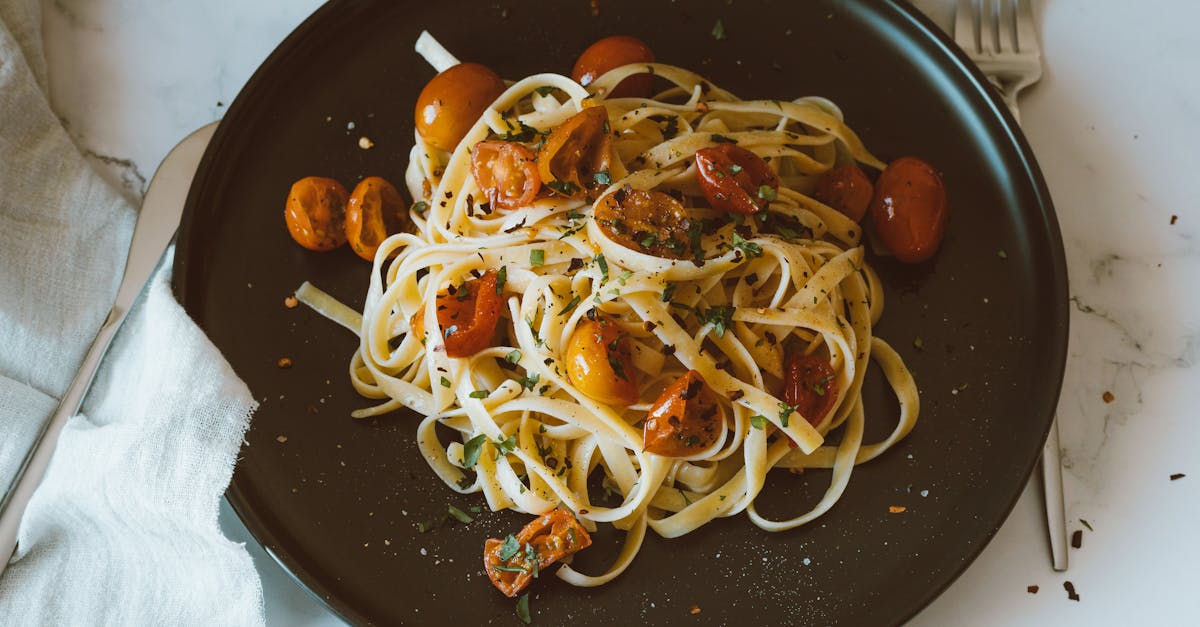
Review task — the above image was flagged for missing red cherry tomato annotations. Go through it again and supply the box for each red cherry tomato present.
[869,157,948,263]
[470,141,541,211]
[571,35,656,99]
[814,165,874,223]
[411,270,503,358]
[484,509,592,597]
[783,352,838,428]
[643,370,726,457]
[694,144,779,215]
[415,63,507,152]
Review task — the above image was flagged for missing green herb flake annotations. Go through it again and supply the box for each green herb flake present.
[1081,519,1094,532]
[469,390,489,399]
[639,233,658,248]
[778,402,796,427]
[559,295,582,317]
[440,376,452,388]
[525,542,540,578]
[516,593,532,624]
[495,434,518,456]
[913,336,925,351]
[711,133,737,144]
[462,434,488,468]
[546,179,581,196]
[750,415,768,430]
[997,249,1008,259]
[498,534,521,560]
[447,504,474,523]
[617,270,633,285]
[596,253,609,283]
[699,306,735,338]
[518,373,541,391]
[534,86,557,97]
[731,233,763,259]
[757,185,778,201]
[662,115,680,140]
[593,170,612,186]
[494,564,528,573]
[661,283,677,302]
[412,201,429,215]
[711,18,727,41]
[505,349,523,364]
[496,265,508,294]
[530,249,545,267]
[729,164,744,174]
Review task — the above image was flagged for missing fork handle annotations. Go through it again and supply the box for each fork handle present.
[1041,417,1069,571]
[984,76,1024,124]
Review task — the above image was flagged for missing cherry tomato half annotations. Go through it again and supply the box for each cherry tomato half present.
[869,157,948,263]
[415,62,507,152]
[537,106,612,194]
[643,370,726,457]
[814,164,874,223]
[571,35,656,99]
[470,141,541,211]
[595,188,694,259]
[484,509,593,597]
[284,176,348,251]
[565,317,639,406]
[346,177,408,261]
[411,270,503,358]
[783,352,838,428]
[694,143,779,215]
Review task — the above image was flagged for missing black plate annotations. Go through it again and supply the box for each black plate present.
[174,1,1067,624]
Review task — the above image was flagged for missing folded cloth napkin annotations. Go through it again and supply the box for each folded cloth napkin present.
[0,0,264,623]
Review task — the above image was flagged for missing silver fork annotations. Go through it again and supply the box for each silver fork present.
[953,0,1067,572]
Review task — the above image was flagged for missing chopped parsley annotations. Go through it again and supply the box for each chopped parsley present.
[711,133,737,144]
[729,164,744,174]
[639,233,658,248]
[516,593,532,624]
[439,376,452,388]
[731,233,763,259]
[662,115,680,140]
[469,390,489,399]
[699,305,735,338]
[530,249,545,267]
[498,120,543,142]
[412,201,429,215]
[518,373,541,390]
[533,86,557,97]
[711,19,727,41]
[495,434,518,456]
[617,270,633,285]
[596,253,609,283]
[493,564,528,573]
[546,179,581,195]
[778,402,796,427]
[462,434,488,468]
[558,295,582,316]
[447,504,474,523]
[812,374,834,396]
[593,170,611,186]
[749,415,768,430]
[525,543,540,578]
[496,265,507,294]
[607,352,628,380]
[498,534,521,560]
[505,349,522,364]
[757,185,778,201]
[661,283,677,302]
[443,325,458,338]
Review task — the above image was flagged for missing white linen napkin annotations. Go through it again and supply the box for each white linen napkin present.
[0,0,265,623]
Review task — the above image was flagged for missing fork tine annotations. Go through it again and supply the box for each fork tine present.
[1015,0,1040,55]
[997,0,1015,54]
[979,0,997,56]
[954,0,979,54]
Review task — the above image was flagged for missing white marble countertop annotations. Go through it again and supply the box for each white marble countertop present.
[39,0,1200,623]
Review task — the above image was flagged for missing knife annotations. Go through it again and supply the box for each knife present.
[0,122,219,573]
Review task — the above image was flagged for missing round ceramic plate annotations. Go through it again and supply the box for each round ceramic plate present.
[174,0,1068,624]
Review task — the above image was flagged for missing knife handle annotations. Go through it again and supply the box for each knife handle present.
[0,305,128,573]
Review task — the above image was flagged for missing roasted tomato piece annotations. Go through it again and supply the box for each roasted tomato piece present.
[484,509,593,597]
[594,188,694,259]
[537,106,612,194]
[694,143,780,215]
[783,352,838,428]
[813,164,874,223]
[346,177,408,261]
[869,157,948,263]
[643,370,726,457]
[411,270,503,358]
[471,141,541,211]
[571,35,656,99]
[415,62,507,152]
[284,176,349,251]
[565,317,639,405]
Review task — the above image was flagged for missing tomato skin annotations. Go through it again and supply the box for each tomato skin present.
[484,509,593,597]
[594,188,693,259]
[411,270,503,358]
[869,157,948,263]
[470,141,541,211]
[694,144,779,215]
[814,165,874,223]
[345,177,407,261]
[284,177,349,251]
[565,317,639,406]
[643,370,726,457]
[783,352,838,429]
[571,35,656,99]
[415,62,507,152]
[537,106,612,194]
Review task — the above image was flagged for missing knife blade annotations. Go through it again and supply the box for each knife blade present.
[0,122,219,572]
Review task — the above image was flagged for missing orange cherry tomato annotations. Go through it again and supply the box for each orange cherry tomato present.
[571,35,656,99]
[411,270,503,358]
[345,177,408,261]
[484,509,592,597]
[869,157,948,263]
[284,176,348,251]
[565,317,639,405]
[594,188,694,259]
[415,62,507,152]
[470,141,541,211]
[643,370,726,457]
[814,164,874,223]
[694,143,779,215]
[537,106,612,194]
[783,352,838,428]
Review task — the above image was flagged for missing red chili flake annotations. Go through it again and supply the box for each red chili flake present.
[1063,581,1080,601]
[1170,215,1178,225]
[1102,390,1115,403]
[1027,585,1039,594]
[1071,530,1082,549]
[277,357,293,369]
[888,505,906,514]
[1170,473,1186,481]
[688,605,701,615]
[307,405,319,414]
